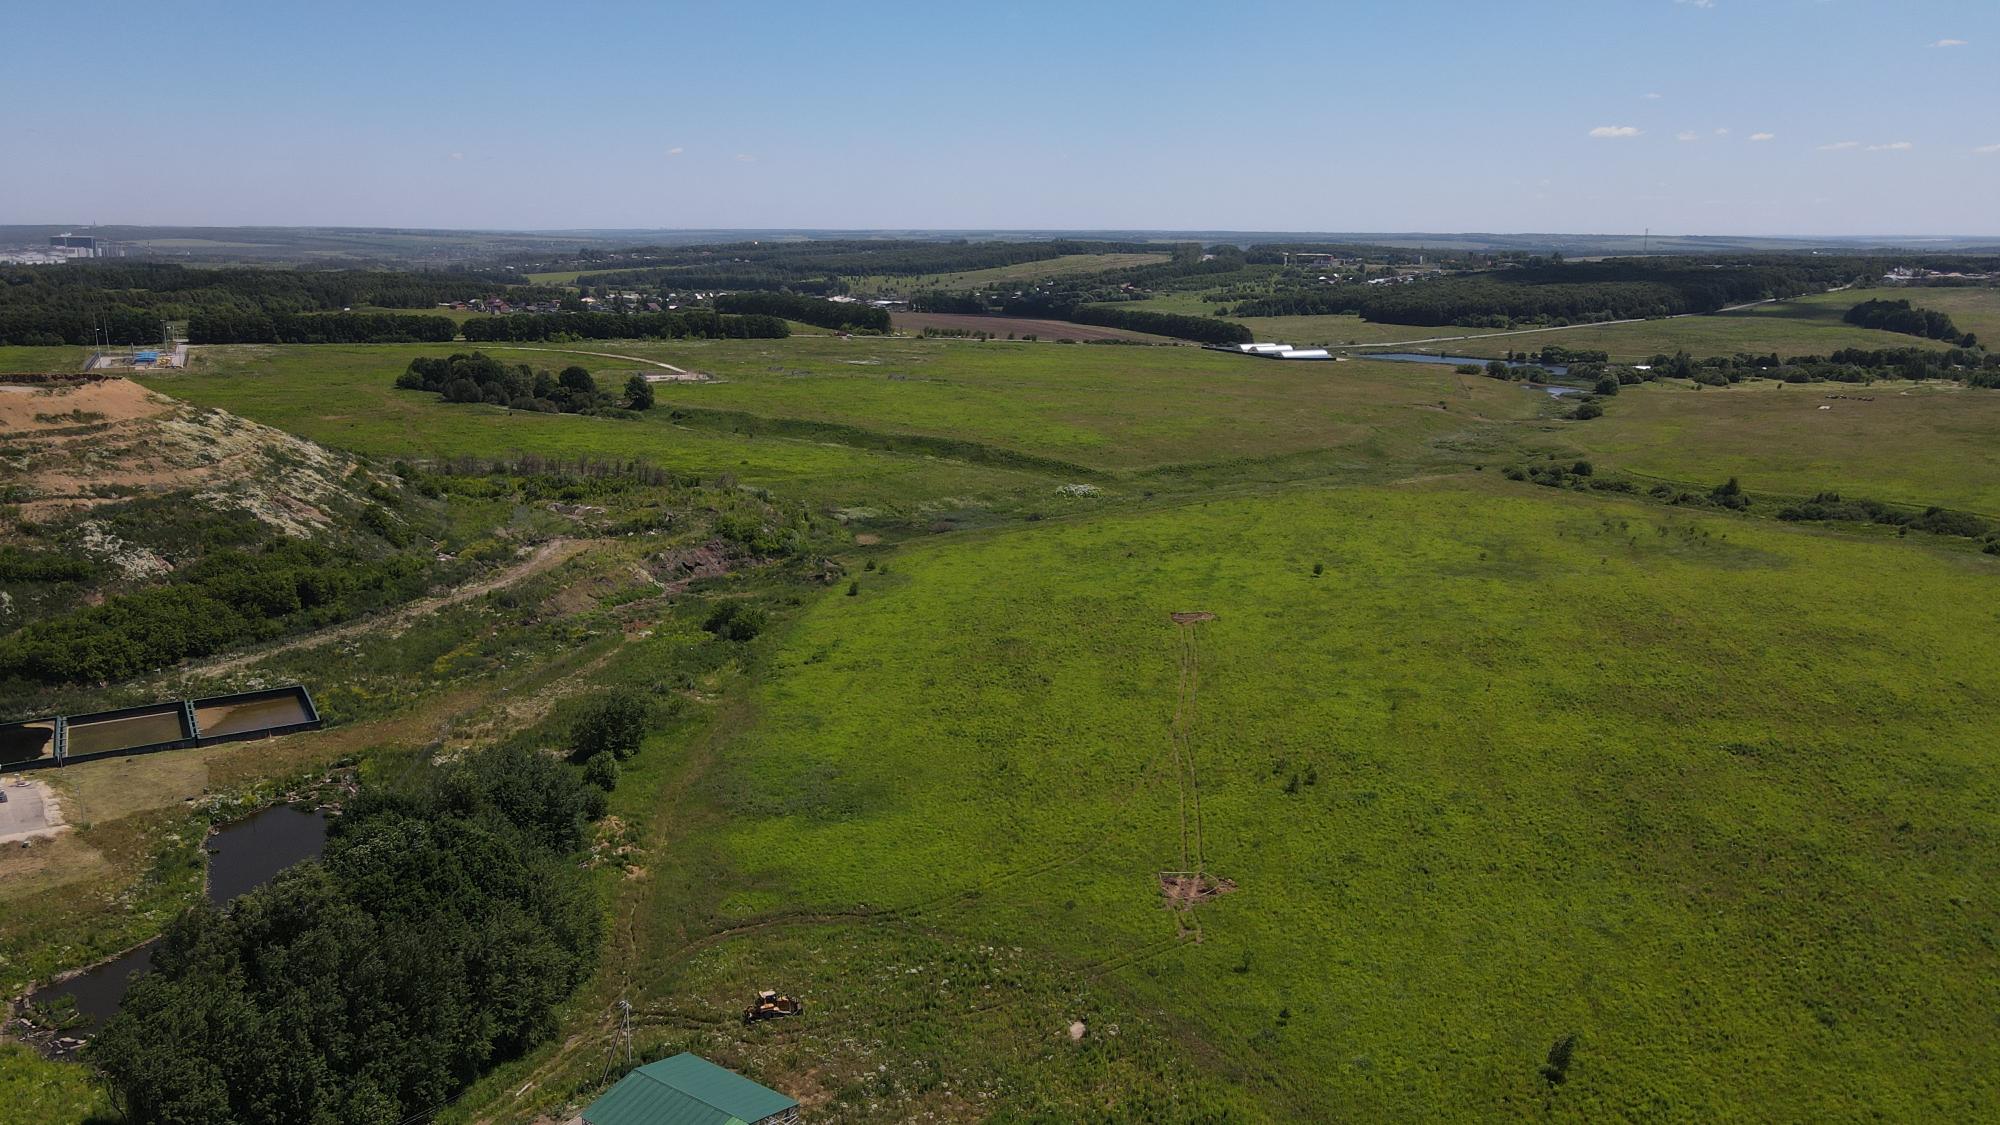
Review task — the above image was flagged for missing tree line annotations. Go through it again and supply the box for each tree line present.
[460,310,787,342]
[188,311,459,344]
[1229,257,1959,327]
[714,291,891,332]
[1843,298,1976,347]
[0,262,545,346]
[90,743,605,1123]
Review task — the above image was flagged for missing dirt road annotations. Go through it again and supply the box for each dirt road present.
[483,346,709,381]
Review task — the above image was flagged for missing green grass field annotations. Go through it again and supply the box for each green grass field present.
[450,479,2000,1121]
[135,344,1058,520]
[135,340,1547,499]
[1570,378,2000,513]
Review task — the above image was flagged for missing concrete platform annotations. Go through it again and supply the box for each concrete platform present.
[0,778,65,843]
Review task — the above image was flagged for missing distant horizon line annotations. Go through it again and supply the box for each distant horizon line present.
[2,223,1998,242]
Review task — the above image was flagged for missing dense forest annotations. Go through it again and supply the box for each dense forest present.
[459,310,786,342]
[90,745,604,1124]
[713,291,891,332]
[1843,298,1976,346]
[1229,258,1958,327]
[398,352,654,414]
[0,262,537,346]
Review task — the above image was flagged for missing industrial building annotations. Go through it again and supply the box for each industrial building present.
[581,1054,800,1125]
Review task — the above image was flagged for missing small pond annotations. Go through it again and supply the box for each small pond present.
[1359,351,1572,377]
[30,805,329,1035]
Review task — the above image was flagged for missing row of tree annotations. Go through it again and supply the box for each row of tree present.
[90,744,605,1124]
[1229,258,1909,326]
[187,311,459,344]
[460,310,786,342]
[713,291,891,332]
[1843,298,1977,347]
[0,262,543,345]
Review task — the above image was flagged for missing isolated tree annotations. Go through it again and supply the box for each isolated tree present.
[569,690,649,760]
[625,373,654,410]
[558,366,596,394]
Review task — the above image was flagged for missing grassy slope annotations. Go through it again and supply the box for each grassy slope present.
[134,340,1543,487]
[134,344,1053,517]
[475,480,1999,1121]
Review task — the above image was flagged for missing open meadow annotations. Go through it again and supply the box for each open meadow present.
[1569,378,2000,514]
[451,479,2000,1122]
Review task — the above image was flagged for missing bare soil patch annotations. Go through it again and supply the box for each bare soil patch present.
[891,312,1168,343]
[1159,871,1236,905]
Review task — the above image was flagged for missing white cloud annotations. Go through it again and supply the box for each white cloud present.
[1865,141,1914,151]
[448,152,464,161]
[1589,125,1642,138]
[1817,140,1860,150]
[1748,132,1775,142]
[734,153,757,162]
[1676,131,1700,142]
[1929,38,1968,47]
[1676,0,1714,8]
[1975,143,2000,155]
[1714,127,1730,136]
[1644,92,1664,100]
[666,146,683,156]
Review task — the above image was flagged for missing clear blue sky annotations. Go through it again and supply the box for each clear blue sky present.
[4,0,1995,235]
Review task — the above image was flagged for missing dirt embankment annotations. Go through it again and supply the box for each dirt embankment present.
[0,377,384,535]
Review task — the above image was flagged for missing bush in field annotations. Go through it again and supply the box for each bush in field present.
[625,373,655,410]
[569,690,650,761]
[1540,1034,1578,1086]
[702,601,767,642]
[583,752,621,791]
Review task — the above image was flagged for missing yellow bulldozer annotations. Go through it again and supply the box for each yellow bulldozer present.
[742,989,804,1025]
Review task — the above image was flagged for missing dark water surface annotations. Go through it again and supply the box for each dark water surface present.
[31,806,328,1033]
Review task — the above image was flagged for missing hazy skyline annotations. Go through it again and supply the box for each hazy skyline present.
[5,0,1996,235]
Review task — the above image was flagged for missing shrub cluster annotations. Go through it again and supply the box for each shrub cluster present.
[1844,298,1976,347]
[397,352,652,414]
[1778,491,1994,543]
[0,537,426,683]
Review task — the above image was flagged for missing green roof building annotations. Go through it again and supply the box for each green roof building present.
[582,1053,800,1125]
